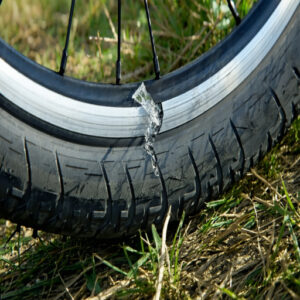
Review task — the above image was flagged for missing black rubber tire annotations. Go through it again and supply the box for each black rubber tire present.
[0,2,299,239]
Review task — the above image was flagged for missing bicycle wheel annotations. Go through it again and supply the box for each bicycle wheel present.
[0,0,299,238]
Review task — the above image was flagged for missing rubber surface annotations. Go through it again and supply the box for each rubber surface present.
[0,2,299,238]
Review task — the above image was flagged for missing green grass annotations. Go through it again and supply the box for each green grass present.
[0,0,299,299]
[0,0,256,83]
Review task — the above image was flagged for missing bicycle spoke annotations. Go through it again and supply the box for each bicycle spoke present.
[227,0,241,25]
[116,0,122,85]
[59,0,76,76]
[144,0,160,80]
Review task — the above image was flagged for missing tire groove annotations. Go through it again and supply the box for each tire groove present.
[270,88,287,120]
[98,162,113,232]
[0,135,12,144]
[267,131,273,151]
[124,165,136,231]
[13,138,36,224]
[23,139,35,221]
[293,67,300,81]
[186,147,201,211]
[208,135,223,194]
[230,119,245,177]
[270,88,287,138]
[55,152,64,197]
[23,138,32,195]
[292,102,297,120]
[156,163,168,224]
[0,154,5,171]
[51,151,65,227]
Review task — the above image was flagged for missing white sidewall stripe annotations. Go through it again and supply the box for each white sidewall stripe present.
[0,0,299,138]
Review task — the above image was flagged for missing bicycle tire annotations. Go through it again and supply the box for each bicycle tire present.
[0,0,299,238]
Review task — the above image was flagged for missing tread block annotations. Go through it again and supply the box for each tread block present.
[183,148,201,213]
[126,155,166,229]
[155,145,201,218]
[190,132,222,201]
[58,154,107,200]
[100,161,128,233]
[22,142,61,225]
[0,132,28,193]
[232,90,285,171]
[26,142,61,195]
[11,187,25,198]
[209,122,245,192]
